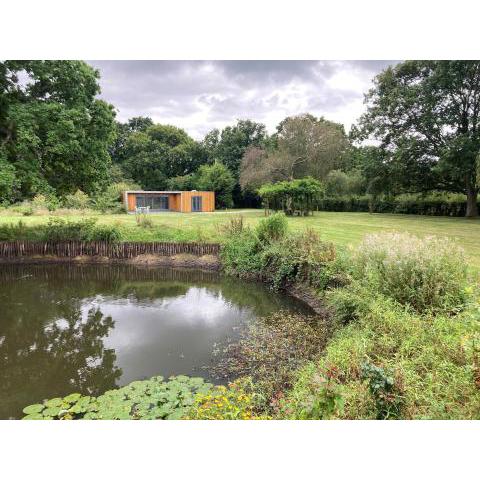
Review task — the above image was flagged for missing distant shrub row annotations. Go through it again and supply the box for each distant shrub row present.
[316,196,476,216]
[1,181,140,216]
[0,218,122,243]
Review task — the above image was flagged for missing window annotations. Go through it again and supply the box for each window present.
[136,194,169,210]
[136,195,146,208]
[153,195,169,210]
[191,196,202,212]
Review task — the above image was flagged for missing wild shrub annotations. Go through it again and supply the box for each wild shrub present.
[220,215,245,236]
[361,362,403,419]
[0,221,31,241]
[279,365,345,419]
[63,190,90,210]
[220,229,263,277]
[255,212,288,243]
[32,193,59,212]
[261,229,336,289]
[135,212,154,229]
[186,378,270,420]
[90,224,122,242]
[326,283,372,326]
[351,232,468,314]
[41,218,121,243]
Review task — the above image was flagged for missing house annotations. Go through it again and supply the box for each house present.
[123,190,215,213]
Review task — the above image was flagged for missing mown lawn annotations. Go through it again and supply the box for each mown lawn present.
[1,209,479,273]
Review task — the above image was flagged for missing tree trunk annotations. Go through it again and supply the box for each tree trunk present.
[466,181,479,218]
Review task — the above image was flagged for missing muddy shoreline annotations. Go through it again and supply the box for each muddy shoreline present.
[0,253,221,271]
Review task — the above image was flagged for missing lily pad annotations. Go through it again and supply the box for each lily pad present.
[45,397,63,408]
[64,393,82,404]
[22,403,45,415]
[43,406,62,417]
[22,413,45,420]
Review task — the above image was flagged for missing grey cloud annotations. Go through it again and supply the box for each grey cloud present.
[88,60,397,139]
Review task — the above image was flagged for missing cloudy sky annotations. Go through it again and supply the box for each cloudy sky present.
[88,61,397,139]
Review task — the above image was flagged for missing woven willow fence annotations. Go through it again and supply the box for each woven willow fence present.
[0,241,221,259]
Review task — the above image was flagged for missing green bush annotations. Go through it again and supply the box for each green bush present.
[63,190,90,209]
[255,212,288,243]
[90,182,138,213]
[258,177,324,216]
[220,228,263,277]
[351,233,468,314]
[135,212,154,229]
[260,229,336,290]
[316,195,476,217]
[221,218,338,291]
[41,218,121,243]
[0,221,30,241]
[22,375,214,420]
[361,362,403,419]
[32,193,60,212]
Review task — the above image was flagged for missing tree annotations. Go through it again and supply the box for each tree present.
[196,162,235,209]
[120,124,208,190]
[204,120,268,176]
[110,116,154,164]
[0,60,116,200]
[203,120,268,206]
[355,61,480,217]
[258,177,324,216]
[272,114,349,180]
[239,114,349,193]
[239,146,270,191]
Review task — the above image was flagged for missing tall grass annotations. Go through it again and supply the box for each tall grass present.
[351,232,468,313]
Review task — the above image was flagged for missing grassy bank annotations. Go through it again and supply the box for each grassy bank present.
[1,209,479,272]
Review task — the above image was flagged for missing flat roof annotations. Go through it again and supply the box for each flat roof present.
[125,190,182,194]
[124,190,211,194]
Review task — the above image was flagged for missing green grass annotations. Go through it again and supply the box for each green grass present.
[1,208,479,273]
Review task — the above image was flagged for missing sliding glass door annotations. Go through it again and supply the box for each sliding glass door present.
[136,195,169,210]
[191,196,202,212]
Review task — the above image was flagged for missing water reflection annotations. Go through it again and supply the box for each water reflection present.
[0,264,311,418]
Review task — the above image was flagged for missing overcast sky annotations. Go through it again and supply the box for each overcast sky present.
[88,61,397,140]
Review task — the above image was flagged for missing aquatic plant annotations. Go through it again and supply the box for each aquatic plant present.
[22,375,213,420]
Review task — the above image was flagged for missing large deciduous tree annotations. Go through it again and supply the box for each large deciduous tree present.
[355,61,480,217]
[0,60,116,201]
[196,162,235,209]
[203,119,268,206]
[239,114,349,192]
[120,124,208,190]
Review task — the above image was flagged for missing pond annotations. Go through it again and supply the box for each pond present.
[0,264,312,419]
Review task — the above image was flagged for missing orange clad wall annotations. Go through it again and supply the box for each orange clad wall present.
[127,193,136,211]
[180,191,215,212]
[169,193,180,211]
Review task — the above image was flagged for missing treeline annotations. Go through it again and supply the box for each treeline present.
[1,60,479,216]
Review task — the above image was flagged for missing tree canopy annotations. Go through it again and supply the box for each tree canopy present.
[240,114,349,192]
[119,124,208,190]
[354,60,480,217]
[258,177,324,216]
[0,60,116,201]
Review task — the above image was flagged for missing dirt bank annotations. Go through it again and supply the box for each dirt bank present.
[0,253,221,270]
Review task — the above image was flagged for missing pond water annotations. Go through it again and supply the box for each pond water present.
[0,264,311,419]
